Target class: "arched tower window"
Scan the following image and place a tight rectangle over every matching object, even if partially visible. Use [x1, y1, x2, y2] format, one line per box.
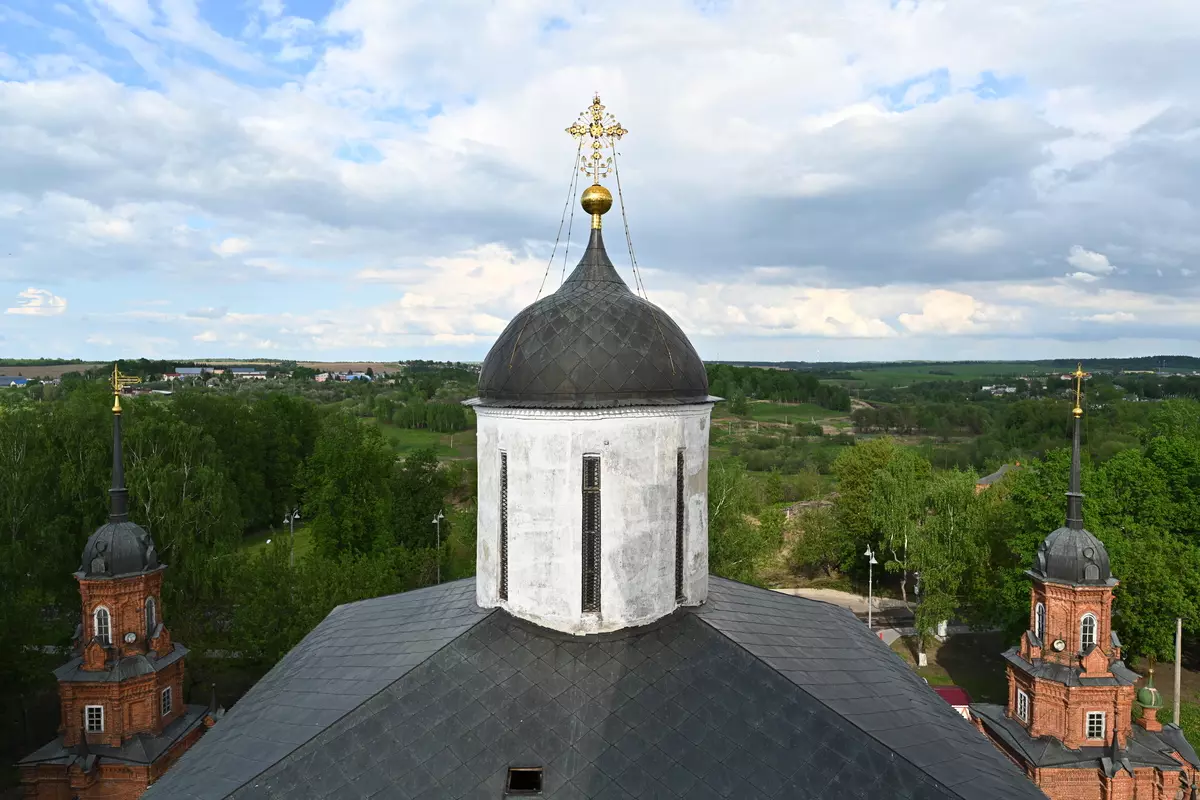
[93, 607, 111, 645]
[1080, 613, 1097, 650]
[1035, 603, 1046, 640]
[145, 597, 157, 637]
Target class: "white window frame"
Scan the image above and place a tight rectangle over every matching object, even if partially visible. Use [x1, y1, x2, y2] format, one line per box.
[1016, 689, 1030, 723]
[1034, 602, 1045, 640]
[84, 704, 104, 733]
[92, 606, 111, 645]
[161, 686, 172, 717]
[1080, 613, 1097, 650]
[1086, 711, 1106, 740]
[146, 597, 157, 635]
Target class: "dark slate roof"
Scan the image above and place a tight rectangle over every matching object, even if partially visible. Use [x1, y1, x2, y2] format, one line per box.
[472, 228, 711, 409]
[144, 578, 1041, 800]
[1002, 648, 1139, 688]
[20, 704, 209, 766]
[78, 519, 161, 579]
[971, 703, 1190, 773]
[54, 643, 188, 683]
[1031, 525, 1113, 586]
[145, 581, 488, 800]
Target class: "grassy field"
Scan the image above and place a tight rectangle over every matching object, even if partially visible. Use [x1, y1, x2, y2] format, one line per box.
[739, 401, 847, 423]
[363, 418, 477, 459]
[240, 525, 315, 560]
[0, 363, 103, 379]
[839, 362, 1054, 388]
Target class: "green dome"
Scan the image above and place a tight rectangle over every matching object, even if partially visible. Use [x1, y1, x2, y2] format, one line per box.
[1138, 672, 1164, 709]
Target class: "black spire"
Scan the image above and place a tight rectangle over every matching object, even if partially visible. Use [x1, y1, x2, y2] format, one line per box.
[108, 364, 134, 523]
[109, 409, 129, 522]
[1065, 364, 1086, 531]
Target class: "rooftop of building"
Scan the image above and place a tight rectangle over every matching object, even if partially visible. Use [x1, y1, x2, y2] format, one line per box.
[971, 702, 1199, 773]
[143, 578, 1043, 800]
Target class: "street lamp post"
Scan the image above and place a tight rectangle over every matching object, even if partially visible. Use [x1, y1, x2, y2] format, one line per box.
[432, 510, 446, 584]
[864, 546, 878, 629]
[283, 508, 301, 568]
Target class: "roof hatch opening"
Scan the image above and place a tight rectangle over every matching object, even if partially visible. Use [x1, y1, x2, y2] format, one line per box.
[505, 766, 543, 795]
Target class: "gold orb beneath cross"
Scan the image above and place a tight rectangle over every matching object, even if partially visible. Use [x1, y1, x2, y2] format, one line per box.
[581, 183, 613, 216]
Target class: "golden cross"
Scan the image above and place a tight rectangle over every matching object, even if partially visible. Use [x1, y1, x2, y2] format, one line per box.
[109, 363, 141, 413]
[1072, 363, 1089, 417]
[565, 94, 628, 184]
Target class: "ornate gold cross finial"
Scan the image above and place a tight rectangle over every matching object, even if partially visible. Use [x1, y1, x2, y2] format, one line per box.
[110, 363, 141, 413]
[1072, 363, 1089, 417]
[565, 93, 628, 185]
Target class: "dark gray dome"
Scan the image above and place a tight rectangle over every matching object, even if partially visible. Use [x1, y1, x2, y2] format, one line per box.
[476, 229, 709, 408]
[79, 520, 160, 579]
[1033, 526, 1111, 584]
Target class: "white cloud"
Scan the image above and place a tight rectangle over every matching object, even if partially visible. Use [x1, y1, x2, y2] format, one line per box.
[213, 237, 251, 256]
[931, 225, 1005, 254]
[1084, 311, 1135, 323]
[1066, 245, 1116, 276]
[6, 287, 67, 316]
[193, 330, 218, 342]
[187, 306, 228, 319]
[4, 1, 1200, 359]
[898, 289, 1019, 335]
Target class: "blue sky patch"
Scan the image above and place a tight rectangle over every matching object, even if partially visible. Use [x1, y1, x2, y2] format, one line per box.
[335, 141, 384, 164]
[971, 71, 1025, 101]
[877, 68, 950, 110]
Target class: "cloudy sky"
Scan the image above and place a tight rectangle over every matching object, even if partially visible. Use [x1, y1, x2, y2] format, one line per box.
[1, 0, 1199, 363]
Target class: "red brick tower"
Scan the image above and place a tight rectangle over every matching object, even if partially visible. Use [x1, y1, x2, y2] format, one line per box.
[18, 366, 220, 800]
[971, 365, 1199, 800]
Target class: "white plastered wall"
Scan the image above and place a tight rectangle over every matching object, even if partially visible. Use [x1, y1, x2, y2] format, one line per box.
[474, 404, 712, 634]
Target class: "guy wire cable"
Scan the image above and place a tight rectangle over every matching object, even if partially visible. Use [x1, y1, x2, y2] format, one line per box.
[509, 138, 584, 368]
[611, 143, 676, 375]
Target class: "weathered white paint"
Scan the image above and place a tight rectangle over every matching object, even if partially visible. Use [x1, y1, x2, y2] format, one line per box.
[474, 404, 714, 634]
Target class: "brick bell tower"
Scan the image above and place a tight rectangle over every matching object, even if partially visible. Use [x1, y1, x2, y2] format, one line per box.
[970, 365, 1200, 800]
[18, 366, 221, 800]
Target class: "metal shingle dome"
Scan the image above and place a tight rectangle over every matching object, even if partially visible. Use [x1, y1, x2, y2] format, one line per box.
[79, 519, 160, 579]
[475, 228, 709, 408]
[1032, 525, 1112, 585]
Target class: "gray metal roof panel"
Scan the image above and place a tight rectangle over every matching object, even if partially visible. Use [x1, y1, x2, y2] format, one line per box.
[19, 704, 210, 766]
[142, 579, 488, 800]
[145, 578, 1041, 799]
[53, 643, 189, 682]
[972, 703, 1187, 773]
[696, 579, 1045, 799]
[224, 607, 965, 800]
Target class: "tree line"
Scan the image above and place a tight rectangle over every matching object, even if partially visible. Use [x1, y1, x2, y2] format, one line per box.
[0, 381, 469, 736]
[706, 364, 852, 412]
[790, 400, 1200, 659]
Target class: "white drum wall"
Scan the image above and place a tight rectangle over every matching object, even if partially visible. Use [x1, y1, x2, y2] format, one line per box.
[474, 404, 713, 634]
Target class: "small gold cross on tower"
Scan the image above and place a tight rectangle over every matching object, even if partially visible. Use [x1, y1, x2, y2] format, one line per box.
[1072, 363, 1090, 417]
[110, 363, 141, 413]
[565, 94, 628, 185]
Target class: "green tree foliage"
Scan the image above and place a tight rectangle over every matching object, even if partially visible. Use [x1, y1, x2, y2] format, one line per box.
[230, 540, 438, 664]
[868, 448, 932, 603]
[910, 470, 986, 640]
[301, 413, 397, 556]
[831, 437, 901, 549]
[706, 364, 851, 411]
[708, 458, 782, 584]
[390, 400, 471, 432]
[789, 506, 852, 577]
